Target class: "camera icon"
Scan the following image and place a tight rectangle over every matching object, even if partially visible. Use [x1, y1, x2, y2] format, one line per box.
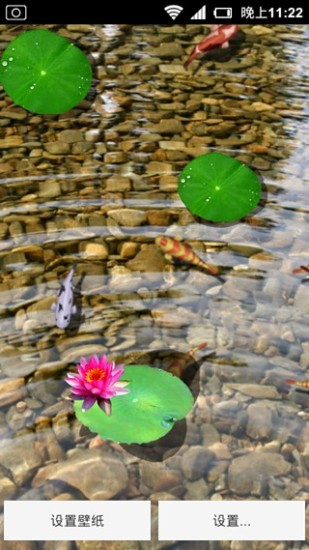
[5, 5, 27, 20]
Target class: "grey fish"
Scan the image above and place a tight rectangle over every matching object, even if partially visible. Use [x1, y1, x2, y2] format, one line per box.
[51, 265, 77, 329]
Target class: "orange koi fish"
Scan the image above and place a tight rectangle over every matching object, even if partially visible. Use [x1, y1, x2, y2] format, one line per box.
[155, 235, 219, 276]
[286, 379, 309, 389]
[183, 24, 239, 69]
[292, 265, 309, 274]
[168, 343, 208, 377]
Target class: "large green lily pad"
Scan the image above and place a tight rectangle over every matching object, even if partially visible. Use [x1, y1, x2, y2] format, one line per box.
[0, 29, 92, 114]
[178, 152, 261, 222]
[74, 365, 194, 444]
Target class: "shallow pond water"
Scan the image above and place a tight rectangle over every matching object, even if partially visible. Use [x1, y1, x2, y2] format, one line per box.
[0, 23, 309, 550]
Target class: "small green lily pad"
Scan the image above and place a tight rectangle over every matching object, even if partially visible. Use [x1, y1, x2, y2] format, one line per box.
[74, 365, 194, 444]
[178, 152, 261, 222]
[0, 29, 92, 114]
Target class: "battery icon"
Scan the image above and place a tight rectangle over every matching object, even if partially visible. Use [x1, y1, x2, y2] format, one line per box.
[213, 7, 232, 18]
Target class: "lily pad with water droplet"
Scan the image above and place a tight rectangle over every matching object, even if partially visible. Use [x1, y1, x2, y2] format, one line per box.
[74, 365, 194, 444]
[178, 152, 261, 223]
[0, 29, 92, 115]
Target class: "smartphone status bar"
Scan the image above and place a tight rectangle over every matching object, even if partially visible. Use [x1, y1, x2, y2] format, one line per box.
[0, 1, 308, 24]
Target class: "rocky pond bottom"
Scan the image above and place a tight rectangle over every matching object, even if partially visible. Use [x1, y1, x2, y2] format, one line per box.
[0, 23, 309, 549]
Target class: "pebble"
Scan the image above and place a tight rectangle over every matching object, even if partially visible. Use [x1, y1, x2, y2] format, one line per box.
[181, 446, 215, 481]
[139, 463, 183, 493]
[0, 436, 42, 486]
[32, 449, 128, 500]
[246, 403, 273, 440]
[127, 244, 165, 272]
[108, 208, 147, 226]
[226, 383, 281, 400]
[79, 241, 109, 259]
[228, 452, 291, 495]
[44, 142, 70, 155]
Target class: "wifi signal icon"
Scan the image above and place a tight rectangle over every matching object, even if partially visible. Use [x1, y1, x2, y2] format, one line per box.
[165, 4, 184, 20]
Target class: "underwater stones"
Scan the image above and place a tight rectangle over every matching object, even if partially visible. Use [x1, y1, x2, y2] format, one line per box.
[44, 141, 70, 155]
[32, 449, 128, 500]
[108, 208, 147, 227]
[105, 175, 131, 192]
[127, 244, 165, 272]
[153, 43, 184, 58]
[139, 462, 183, 494]
[246, 403, 273, 440]
[119, 241, 140, 259]
[38, 179, 61, 198]
[228, 452, 291, 495]
[0, 467, 17, 501]
[149, 119, 184, 134]
[58, 129, 84, 143]
[226, 383, 281, 400]
[79, 241, 109, 260]
[181, 446, 215, 481]
[0, 436, 42, 486]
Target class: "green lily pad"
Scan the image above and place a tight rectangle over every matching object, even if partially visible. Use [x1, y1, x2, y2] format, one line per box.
[178, 152, 261, 222]
[74, 365, 194, 444]
[0, 29, 92, 114]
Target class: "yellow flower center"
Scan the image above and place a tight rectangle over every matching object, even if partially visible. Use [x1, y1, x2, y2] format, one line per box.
[85, 367, 106, 383]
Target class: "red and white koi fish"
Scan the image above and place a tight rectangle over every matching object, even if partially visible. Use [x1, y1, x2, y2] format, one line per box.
[292, 265, 309, 274]
[168, 343, 208, 377]
[183, 24, 239, 69]
[155, 235, 219, 276]
[286, 379, 309, 389]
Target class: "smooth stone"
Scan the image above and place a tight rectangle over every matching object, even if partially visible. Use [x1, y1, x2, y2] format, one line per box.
[44, 142, 70, 155]
[58, 129, 83, 143]
[181, 446, 215, 481]
[226, 383, 281, 400]
[61, 345, 107, 364]
[0, 466, 17, 500]
[246, 403, 273, 439]
[146, 210, 172, 226]
[139, 462, 183, 493]
[149, 119, 184, 134]
[105, 175, 131, 192]
[200, 423, 221, 447]
[79, 241, 109, 260]
[0, 436, 42, 486]
[127, 244, 165, 272]
[108, 208, 147, 227]
[153, 43, 184, 57]
[39, 180, 61, 198]
[32, 449, 128, 500]
[228, 452, 291, 495]
[119, 242, 139, 259]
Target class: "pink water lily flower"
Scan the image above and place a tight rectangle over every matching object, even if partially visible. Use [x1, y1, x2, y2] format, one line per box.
[65, 354, 129, 415]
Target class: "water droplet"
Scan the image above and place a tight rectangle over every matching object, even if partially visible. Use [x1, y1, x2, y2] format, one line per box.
[161, 415, 175, 429]
[35, 42, 39, 46]
[12, 48, 15, 51]
[8, 57, 13, 62]
[186, 175, 191, 179]
[2, 61, 8, 67]
[215, 185, 220, 191]
[30, 86, 34, 90]
[132, 398, 138, 403]
[181, 178, 186, 183]
[40, 70, 47, 76]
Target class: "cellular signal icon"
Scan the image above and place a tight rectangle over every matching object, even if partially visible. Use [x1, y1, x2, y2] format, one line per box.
[164, 4, 184, 20]
[191, 5, 206, 19]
